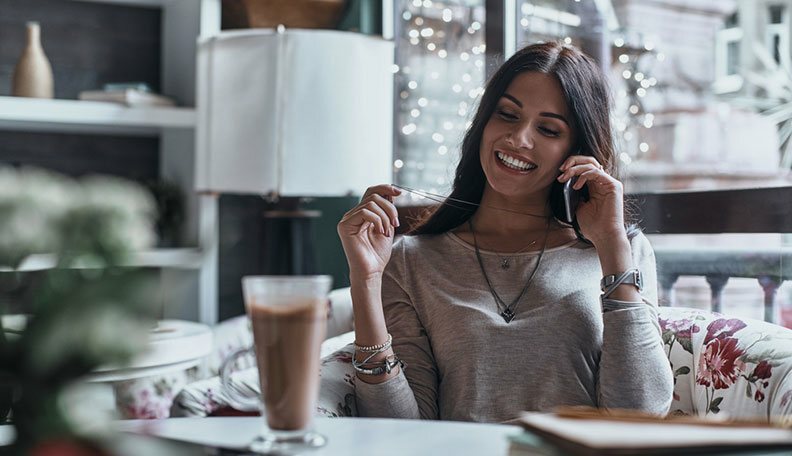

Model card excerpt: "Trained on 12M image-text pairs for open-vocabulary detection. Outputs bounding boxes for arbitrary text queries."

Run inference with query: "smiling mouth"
[496,151,537,171]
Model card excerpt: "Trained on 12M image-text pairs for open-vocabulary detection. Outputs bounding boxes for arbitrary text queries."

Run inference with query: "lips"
[494,150,537,173]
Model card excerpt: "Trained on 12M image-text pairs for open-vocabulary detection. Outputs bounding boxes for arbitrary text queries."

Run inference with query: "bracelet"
[353,354,405,376]
[354,333,392,353]
[600,268,643,299]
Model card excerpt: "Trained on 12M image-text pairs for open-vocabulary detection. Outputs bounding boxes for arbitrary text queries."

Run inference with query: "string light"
[394,1,485,193]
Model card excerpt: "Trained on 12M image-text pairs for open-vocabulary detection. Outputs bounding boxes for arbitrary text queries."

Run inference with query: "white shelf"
[0,96,196,136]
[12,248,204,272]
[72,0,168,7]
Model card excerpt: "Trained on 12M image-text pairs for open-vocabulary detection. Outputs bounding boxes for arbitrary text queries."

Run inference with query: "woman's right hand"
[337,185,402,280]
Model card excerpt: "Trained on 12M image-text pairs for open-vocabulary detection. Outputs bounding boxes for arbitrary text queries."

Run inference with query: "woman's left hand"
[557,155,626,246]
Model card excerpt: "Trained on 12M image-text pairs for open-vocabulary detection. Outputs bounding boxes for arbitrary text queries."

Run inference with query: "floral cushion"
[114,366,200,419]
[170,333,357,418]
[658,307,792,424]
[171,305,792,423]
[316,342,357,418]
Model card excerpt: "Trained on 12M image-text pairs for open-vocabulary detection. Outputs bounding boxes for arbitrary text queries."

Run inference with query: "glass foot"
[249,430,326,454]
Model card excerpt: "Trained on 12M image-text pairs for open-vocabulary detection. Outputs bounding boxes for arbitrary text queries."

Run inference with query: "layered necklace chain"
[498,239,538,270]
[469,218,550,323]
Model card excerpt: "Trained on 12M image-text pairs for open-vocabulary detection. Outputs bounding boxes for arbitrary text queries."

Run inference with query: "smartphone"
[562,177,580,224]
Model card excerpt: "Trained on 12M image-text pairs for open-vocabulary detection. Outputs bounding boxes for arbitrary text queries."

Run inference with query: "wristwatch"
[600,269,643,293]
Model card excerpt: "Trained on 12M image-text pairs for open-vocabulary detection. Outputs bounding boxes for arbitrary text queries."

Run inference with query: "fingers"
[559,155,604,173]
[362,184,402,202]
[558,163,621,192]
[340,186,401,237]
[357,207,388,236]
[557,162,602,184]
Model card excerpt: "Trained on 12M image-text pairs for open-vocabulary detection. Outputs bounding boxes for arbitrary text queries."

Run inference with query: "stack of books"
[509,407,792,455]
[78,83,175,107]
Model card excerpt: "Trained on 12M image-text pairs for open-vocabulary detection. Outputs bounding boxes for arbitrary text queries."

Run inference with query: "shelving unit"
[0,96,195,136]
[0,0,223,324]
[13,248,205,272]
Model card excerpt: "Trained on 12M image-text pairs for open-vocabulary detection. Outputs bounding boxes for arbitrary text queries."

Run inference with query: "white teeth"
[496,151,535,171]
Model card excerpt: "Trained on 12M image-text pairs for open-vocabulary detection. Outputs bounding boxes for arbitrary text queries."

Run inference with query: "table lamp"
[196,28,394,274]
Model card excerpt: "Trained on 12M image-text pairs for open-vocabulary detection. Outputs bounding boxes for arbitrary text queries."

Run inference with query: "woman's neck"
[469,187,551,236]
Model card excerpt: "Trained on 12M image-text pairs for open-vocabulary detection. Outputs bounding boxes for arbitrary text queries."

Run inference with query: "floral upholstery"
[112,288,354,419]
[113,367,201,419]
[172,300,792,423]
[313,307,792,422]
[660,307,792,424]
[171,333,355,418]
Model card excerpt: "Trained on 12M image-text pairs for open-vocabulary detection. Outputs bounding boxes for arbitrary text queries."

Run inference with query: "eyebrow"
[502,93,570,126]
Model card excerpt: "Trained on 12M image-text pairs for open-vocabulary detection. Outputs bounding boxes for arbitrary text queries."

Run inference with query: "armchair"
[170,288,792,424]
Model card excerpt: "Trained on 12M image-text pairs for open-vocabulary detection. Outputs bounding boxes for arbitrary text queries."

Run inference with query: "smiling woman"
[337,41,673,423]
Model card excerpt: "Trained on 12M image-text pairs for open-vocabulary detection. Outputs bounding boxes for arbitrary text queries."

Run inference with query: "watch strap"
[600,269,643,293]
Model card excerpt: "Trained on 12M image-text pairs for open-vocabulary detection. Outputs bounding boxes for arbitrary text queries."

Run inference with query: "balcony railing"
[655,245,791,324]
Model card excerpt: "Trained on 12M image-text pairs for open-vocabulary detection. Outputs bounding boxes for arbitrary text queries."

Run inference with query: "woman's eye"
[539,126,559,137]
[497,110,518,121]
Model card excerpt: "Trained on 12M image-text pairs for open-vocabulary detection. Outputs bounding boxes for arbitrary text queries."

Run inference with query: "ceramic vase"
[12,22,54,99]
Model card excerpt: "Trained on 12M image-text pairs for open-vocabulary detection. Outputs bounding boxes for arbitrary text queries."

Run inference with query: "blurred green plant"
[734,41,792,170]
[0,167,160,454]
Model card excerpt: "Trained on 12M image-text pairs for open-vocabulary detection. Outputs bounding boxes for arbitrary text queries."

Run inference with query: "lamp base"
[261,205,321,275]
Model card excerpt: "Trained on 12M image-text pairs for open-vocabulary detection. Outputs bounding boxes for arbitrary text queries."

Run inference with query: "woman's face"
[479,71,576,201]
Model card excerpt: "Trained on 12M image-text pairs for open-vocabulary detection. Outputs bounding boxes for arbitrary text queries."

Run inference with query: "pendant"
[501,258,510,270]
[501,308,515,323]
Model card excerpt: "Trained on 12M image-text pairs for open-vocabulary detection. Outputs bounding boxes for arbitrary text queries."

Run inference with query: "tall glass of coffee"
[237,275,331,453]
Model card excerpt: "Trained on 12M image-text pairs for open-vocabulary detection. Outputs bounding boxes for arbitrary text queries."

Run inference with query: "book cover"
[516,411,792,455]
[78,89,175,107]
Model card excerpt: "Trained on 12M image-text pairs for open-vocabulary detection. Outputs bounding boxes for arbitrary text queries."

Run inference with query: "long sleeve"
[597,233,674,415]
[355,238,440,419]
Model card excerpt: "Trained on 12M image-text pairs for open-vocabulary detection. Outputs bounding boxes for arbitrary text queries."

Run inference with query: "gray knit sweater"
[355,231,674,423]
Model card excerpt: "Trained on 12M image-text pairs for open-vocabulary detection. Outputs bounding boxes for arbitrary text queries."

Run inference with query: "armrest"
[327,287,354,339]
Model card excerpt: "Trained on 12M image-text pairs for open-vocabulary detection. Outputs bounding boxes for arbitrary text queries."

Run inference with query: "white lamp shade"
[196,29,394,197]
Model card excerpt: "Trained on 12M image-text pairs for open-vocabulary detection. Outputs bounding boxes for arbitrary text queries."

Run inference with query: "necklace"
[469,218,550,323]
[498,239,538,270]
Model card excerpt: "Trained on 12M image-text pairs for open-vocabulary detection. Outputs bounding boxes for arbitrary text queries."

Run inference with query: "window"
[714,13,744,94]
[765,4,790,68]
[392,0,486,200]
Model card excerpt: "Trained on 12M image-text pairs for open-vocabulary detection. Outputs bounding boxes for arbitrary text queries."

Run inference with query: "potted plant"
[0,167,161,454]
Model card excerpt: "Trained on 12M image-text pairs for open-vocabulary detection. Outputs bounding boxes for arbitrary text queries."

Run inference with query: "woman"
[337,42,673,423]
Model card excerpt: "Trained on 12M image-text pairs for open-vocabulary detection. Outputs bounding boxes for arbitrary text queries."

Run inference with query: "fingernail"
[394,218,400,227]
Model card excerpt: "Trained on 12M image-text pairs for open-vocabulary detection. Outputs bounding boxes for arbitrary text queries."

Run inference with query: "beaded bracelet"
[354,333,392,353]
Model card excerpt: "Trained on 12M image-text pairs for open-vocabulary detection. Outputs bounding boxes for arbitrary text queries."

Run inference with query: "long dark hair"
[409,42,636,240]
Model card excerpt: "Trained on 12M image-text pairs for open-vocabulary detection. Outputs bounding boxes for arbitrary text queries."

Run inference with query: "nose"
[506,122,534,150]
